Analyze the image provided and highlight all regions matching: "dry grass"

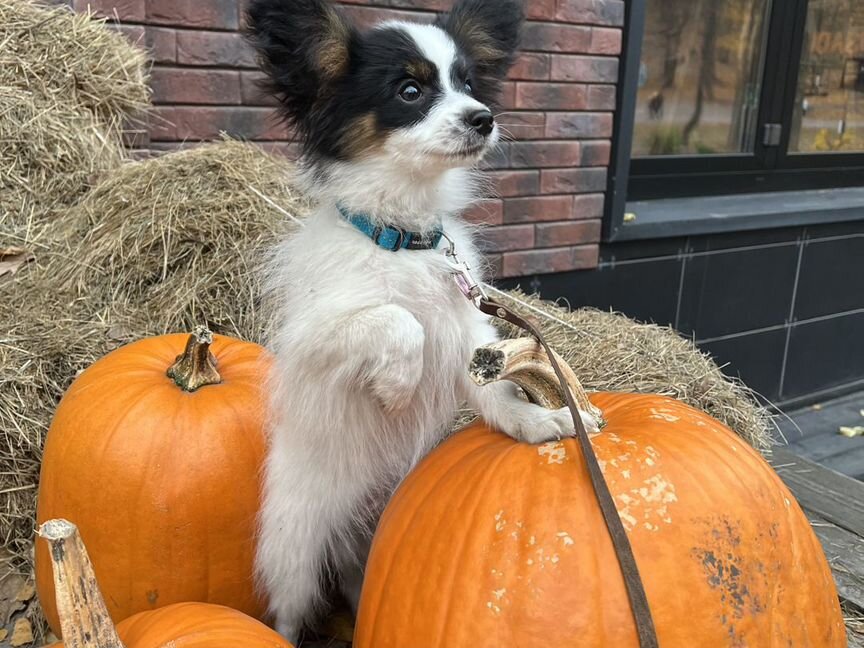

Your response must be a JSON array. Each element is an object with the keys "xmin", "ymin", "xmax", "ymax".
[
  {"xmin": 0, "ymin": 296, "xmax": 110, "ymax": 566},
  {"xmin": 51, "ymin": 138, "xmax": 309, "ymax": 339},
  {"xmin": 0, "ymin": 0, "xmax": 149, "ymax": 247},
  {"xmin": 0, "ymin": 0, "xmax": 149, "ymax": 124},
  {"xmin": 0, "ymin": 87, "xmax": 124, "ymax": 246},
  {"xmin": 0, "ymin": 140, "xmax": 309, "ymax": 570}
]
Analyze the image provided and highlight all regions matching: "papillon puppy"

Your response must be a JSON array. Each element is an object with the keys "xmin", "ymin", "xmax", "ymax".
[{"xmin": 245, "ymin": 0, "xmax": 596, "ymax": 641}]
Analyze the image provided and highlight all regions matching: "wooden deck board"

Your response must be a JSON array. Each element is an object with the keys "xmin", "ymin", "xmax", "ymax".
[
  {"xmin": 776, "ymin": 391, "xmax": 864, "ymax": 441},
  {"xmin": 771, "ymin": 444, "xmax": 863, "ymax": 648},
  {"xmin": 776, "ymin": 391, "xmax": 864, "ymax": 483},
  {"xmin": 785, "ymin": 430, "xmax": 864, "ymax": 463},
  {"xmin": 820, "ymin": 446, "xmax": 864, "ymax": 482},
  {"xmin": 806, "ymin": 513, "xmax": 864, "ymax": 608},
  {"xmin": 850, "ymin": 627, "xmax": 864, "ymax": 648},
  {"xmin": 771, "ymin": 446, "xmax": 864, "ymax": 537}
]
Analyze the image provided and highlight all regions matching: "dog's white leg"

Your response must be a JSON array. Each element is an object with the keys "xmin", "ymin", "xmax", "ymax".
[
  {"xmin": 338, "ymin": 304, "xmax": 426, "ymax": 413},
  {"xmin": 258, "ymin": 461, "xmax": 374, "ymax": 643},
  {"xmin": 256, "ymin": 465, "xmax": 331, "ymax": 644},
  {"xmin": 462, "ymin": 321, "xmax": 599, "ymax": 444}
]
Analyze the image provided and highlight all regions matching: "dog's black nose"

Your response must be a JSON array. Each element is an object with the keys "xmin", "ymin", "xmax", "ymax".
[{"xmin": 466, "ymin": 109, "xmax": 494, "ymax": 137}]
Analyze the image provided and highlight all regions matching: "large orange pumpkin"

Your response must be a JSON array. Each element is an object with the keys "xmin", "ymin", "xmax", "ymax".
[
  {"xmin": 36, "ymin": 329, "xmax": 271, "ymax": 634},
  {"xmin": 356, "ymin": 380, "xmax": 845, "ymax": 646},
  {"xmin": 39, "ymin": 520, "xmax": 292, "ymax": 648}
]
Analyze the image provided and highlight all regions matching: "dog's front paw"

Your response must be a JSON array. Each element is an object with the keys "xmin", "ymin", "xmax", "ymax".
[
  {"xmin": 370, "ymin": 353, "xmax": 424, "ymax": 413},
  {"xmin": 367, "ymin": 310, "xmax": 425, "ymax": 413},
  {"xmin": 498, "ymin": 402, "xmax": 599, "ymax": 444}
]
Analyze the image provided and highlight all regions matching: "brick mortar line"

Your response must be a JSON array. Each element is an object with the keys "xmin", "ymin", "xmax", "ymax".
[
  {"xmin": 111, "ymin": 25, "xmax": 621, "ymax": 50},
  {"xmin": 506, "ymin": 50, "xmax": 621, "ymax": 58},
  {"xmin": 110, "ymin": 22, "xmax": 245, "ymax": 33},
  {"xmin": 111, "ymin": 20, "xmax": 240, "ymax": 33},
  {"xmin": 151, "ymin": 65, "xmax": 254, "ymax": 72},
  {"xmin": 151, "ymin": 65, "xmax": 259, "ymax": 71},
  {"xmin": 149, "ymin": 104, "xmax": 279, "ymax": 109}
]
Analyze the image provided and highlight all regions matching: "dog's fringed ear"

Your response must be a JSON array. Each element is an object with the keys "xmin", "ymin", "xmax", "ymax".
[
  {"xmin": 437, "ymin": 0, "xmax": 524, "ymax": 81},
  {"xmin": 245, "ymin": 0, "xmax": 355, "ymax": 122}
]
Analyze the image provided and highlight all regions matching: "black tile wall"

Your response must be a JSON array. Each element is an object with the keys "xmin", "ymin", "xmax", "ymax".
[
  {"xmin": 599, "ymin": 237, "xmax": 687, "ymax": 263},
  {"xmin": 501, "ymin": 257, "xmax": 683, "ymax": 327},
  {"xmin": 499, "ymin": 222, "xmax": 864, "ymax": 406},
  {"xmin": 700, "ymin": 329, "xmax": 787, "ymax": 402},
  {"xmin": 782, "ymin": 311, "xmax": 864, "ymax": 400},
  {"xmin": 677, "ymin": 244, "xmax": 798, "ymax": 339},
  {"xmin": 806, "ymin": 220, "xmax": 864, "ymax": 238},
  {"xmin": 794, "ymin": 236, "xmax": 864, "ymax": 320},
  {"xmin": 689, "ymin": 227, "xmax": 802, "ymax": 253}
]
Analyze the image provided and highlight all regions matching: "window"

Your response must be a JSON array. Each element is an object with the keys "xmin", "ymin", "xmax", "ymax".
[
  {"xmin": 608, "ymin": 0, "xmax": 864, "ymax": 238},
  {"xmin": 632, "ymin": 0, "xmax": 771, "ymax": 157},
  {"xmin": 791, "ymin": 0, "xmax": 864, "ymax": 153}
]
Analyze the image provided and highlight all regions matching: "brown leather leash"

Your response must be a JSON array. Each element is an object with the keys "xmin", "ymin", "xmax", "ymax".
[{"xmin": 478, "ymin": 297, "xmax": 660, "ymax": 648}]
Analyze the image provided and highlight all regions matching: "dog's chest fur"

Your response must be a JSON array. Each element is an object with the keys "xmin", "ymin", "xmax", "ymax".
[{"xmin": 266, "ymin": 205, "xmax": 488, "ymax": 479}]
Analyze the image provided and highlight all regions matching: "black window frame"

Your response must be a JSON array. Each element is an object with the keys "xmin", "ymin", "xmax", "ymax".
[{"xmin": 606, "ymin": 0, "xmax": 864, "ymax": 241}]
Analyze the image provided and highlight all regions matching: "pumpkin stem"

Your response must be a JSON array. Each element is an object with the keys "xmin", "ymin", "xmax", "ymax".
[
  {"xmin": 37, "ymin": 519, "xmax": 126, "ymax": 648},
  {"xmin": 167, "ymin": 326, "xmax": 223, "ymax": 392},
  {"xmin": 470, "ymin": 337, "xmax": 604, "ymax": 428}
]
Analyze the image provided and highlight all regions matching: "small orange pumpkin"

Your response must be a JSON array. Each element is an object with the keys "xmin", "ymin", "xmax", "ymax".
[
  {"xmin": 355, "ymin": 340, "xmax": 845, "ymax": 648},
  {"xmin": 40, "ymin": 520, "xmax": 292, "ymax": 648},
  {"xmin": 36, "ymin": 329, "xmax": 271, "ymax": 634},
  {"xmin": 50, "ymin": 603, "xmax": 292, "ymax": 648}
]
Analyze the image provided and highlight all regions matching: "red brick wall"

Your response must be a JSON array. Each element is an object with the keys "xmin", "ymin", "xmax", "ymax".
[{"xmin": 69, "ymin": 0, "xmax": 622, "ymax": 277}]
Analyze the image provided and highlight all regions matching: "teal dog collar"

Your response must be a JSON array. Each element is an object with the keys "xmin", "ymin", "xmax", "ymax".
[{"xmin": 338, "ymin": 205, "xmax": 444, "ymax": 252}]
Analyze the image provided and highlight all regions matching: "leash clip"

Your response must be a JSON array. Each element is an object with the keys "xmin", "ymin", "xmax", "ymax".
[{"xmin": 440, "ymin": 232, "xmax": 488, "ymax": 308}]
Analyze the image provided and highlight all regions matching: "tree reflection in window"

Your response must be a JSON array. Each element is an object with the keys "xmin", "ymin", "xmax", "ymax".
[
  {"xmin": 632, "ymin": 0, "xmax": 771, "ymax": 157},
  {"xmin": 791, "ymin": 0, "xmax": 864, "ymax": 153}
]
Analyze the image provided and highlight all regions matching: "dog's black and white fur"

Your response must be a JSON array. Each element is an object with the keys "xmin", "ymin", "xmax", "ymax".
[{"xmin": 246, "ymin": 0, "xmax": 598, "ymax": 641}]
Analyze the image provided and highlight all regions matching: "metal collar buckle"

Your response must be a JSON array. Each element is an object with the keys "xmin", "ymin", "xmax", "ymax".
[{"xmin": 372, "ymin": 226, "xmax": 406, "ymax": 252}]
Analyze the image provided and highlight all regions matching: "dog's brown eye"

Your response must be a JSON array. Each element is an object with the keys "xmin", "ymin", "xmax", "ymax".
[
  {"xmin": 399, "ymin": 81, "xmax": 422, "ymax": 102},
  {"xmin": 464, "ymin": 79, "xmax": 473, "ymax": 94}
]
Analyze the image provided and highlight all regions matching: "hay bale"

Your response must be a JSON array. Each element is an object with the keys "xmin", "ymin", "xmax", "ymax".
[
  {"xmin": 53, "ymin": 139, "xmax": 310, "ymax": 339},
  {"xmin": 0, "ymin": 0, "xmax": 149, "ymax": 124},
  {"xmin": 0, "ymin": 294, "xmax": 112, "ymax": 566},
  {"xmin": 480, "ymin": 288, "xmax": 775, "ymax": 453},
  {"xmin": 0, "ymin": 139, "xmax": 309, "ymax": 569},
  {"xmin": 0, "ymin": 87, "xmax": 123, "ymax": 246},
  {"xmin": 0, "ymin": 0, "xmax": 149, "ymax": 246}
]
